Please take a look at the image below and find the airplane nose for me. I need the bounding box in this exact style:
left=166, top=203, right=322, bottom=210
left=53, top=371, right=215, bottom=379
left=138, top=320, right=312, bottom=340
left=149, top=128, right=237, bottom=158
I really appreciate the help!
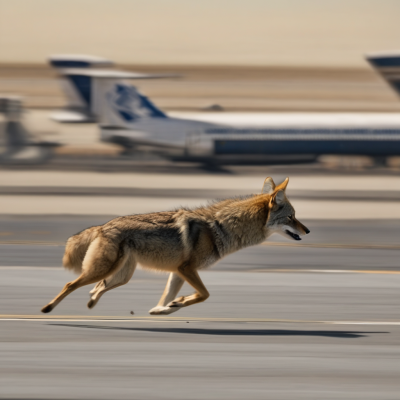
left=305, top=228, right=310, bottom=234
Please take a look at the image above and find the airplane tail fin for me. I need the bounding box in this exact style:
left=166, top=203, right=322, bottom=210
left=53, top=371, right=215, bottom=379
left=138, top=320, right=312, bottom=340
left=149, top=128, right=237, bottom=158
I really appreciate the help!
left=366, top=52, right=400, bottom=97
left=49, top=54, right=176, bottom=123
left=99, top=81, right=167, bottom=127
left=49, top=55, right=113, bottom=122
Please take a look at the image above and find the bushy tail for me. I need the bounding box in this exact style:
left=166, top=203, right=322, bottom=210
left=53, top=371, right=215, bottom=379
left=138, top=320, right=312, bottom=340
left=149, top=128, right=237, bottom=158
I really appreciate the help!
left=63, top=226, right=101, bottom=274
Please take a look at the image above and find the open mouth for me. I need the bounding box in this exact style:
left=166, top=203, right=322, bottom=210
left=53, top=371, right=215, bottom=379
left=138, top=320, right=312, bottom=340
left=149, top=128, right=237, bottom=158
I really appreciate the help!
left=285, top=229, right=301, bottom=241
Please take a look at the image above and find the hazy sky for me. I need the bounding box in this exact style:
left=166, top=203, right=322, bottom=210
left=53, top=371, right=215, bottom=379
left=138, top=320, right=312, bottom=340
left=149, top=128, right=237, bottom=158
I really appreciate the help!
left=0, top=0, right=399, bottom=66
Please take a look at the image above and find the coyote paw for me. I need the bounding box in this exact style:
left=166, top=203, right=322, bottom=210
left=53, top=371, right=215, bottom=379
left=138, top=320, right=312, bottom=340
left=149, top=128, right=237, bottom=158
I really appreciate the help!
left=87, top=299, right=96, bottom=309
left=149, top=305, right=181, bottom=315
left=41, top=304, right=53, bottom=313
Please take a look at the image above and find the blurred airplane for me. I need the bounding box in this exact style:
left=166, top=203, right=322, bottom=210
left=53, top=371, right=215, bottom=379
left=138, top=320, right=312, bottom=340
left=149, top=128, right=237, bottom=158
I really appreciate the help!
left=50, top=54, right=400, bottom=164
left=0, top=96, right=57, bottom=164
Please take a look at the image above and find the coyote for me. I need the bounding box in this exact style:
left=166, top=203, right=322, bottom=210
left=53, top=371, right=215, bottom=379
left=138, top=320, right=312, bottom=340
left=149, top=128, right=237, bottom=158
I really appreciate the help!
left=41, top=177, right=309, bottom=315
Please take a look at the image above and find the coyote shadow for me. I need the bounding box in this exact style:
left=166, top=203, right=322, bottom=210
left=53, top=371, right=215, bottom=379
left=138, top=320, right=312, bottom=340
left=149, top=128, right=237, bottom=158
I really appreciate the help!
left=51, top=323, right=387, bottom=338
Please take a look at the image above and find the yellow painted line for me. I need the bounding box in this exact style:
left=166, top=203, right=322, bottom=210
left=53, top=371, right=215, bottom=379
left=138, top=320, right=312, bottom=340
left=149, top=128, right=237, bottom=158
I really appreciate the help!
left=0, top=315, right=399, bottom=325
left=0, top=315, right=313, bottom=323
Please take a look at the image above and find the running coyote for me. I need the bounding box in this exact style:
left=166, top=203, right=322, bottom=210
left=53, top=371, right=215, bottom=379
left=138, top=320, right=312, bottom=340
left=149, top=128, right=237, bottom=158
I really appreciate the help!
left=41, top=177, right=309, bottom=315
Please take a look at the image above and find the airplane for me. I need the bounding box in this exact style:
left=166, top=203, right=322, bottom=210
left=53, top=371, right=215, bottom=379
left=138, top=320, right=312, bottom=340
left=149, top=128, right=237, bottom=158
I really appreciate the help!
left=49, top=53, right=400, bottom=164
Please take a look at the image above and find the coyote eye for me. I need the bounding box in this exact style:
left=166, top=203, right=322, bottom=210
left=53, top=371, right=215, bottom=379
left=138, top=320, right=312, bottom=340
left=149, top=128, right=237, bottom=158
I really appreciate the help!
left=288, top=215, right=293, bottom=220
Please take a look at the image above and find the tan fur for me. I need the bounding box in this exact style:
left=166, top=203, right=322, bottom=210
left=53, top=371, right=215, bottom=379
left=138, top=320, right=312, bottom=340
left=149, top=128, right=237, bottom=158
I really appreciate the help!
left=41, top=177, right=309, bottom=315
left=63, top=226, right=101, bottom=274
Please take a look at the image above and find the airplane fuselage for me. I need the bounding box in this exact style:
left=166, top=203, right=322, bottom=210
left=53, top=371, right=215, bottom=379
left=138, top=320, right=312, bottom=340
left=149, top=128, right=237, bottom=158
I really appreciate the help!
left=101, top=112, right=400, bottom=162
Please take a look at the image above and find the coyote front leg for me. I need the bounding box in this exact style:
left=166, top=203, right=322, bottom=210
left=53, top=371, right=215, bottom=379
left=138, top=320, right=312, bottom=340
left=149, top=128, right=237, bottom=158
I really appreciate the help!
left=167, top=261, right=209, bottom=309
left=149, top=272, right=184, bottom=315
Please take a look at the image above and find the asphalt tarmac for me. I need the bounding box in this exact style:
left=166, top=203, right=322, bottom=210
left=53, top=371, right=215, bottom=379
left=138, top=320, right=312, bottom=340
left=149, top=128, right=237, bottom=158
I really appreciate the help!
left=1, top=217, right=399, bottom=399
left=1, top=268, right=399, bottom=400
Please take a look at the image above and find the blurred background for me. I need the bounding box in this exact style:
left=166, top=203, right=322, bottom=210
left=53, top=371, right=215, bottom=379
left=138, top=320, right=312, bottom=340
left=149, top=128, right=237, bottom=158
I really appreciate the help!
left=1, top=1, right=400, bottom=399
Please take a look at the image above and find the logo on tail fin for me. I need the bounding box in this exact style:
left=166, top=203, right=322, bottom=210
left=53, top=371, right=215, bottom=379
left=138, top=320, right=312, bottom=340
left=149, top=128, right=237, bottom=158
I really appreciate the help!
left=108, top=84, right=166, bottom=122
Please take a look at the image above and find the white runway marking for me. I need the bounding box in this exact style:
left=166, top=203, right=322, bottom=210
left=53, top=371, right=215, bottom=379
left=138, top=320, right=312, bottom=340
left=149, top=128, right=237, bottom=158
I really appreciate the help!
left=327, top=321, right=400, bottom=325
left=251, top=268, right=400, bottom=274
left=0, top=315, right=399, bottom=325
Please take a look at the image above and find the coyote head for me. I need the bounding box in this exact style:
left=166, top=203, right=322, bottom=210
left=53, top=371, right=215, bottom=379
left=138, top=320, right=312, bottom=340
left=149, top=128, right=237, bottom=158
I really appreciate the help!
left=262, top=177, right=310, bottom=241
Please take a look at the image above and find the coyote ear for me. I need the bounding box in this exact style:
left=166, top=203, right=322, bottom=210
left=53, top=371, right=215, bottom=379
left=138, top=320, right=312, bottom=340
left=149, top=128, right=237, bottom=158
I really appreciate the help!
left=261, top=177, right=276, bottom=194
left=275, top=190, right=286, bottom=204
left=276, top=177, right=289, bottom=192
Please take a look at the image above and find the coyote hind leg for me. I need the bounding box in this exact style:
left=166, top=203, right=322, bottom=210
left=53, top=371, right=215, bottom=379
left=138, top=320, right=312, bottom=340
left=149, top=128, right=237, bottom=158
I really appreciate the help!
left=149, top=272, right=184, bottom=315
left=41, top=237, right=124, bottom=313
left=87, top=255, right=136, bottom=309
left=41, top=274, right=103, bottom=313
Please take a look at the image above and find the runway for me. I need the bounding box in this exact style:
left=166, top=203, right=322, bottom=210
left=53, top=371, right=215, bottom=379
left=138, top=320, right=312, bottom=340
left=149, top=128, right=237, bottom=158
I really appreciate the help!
left=1, top=266, right=400, bottom=399
left=1, top=267, right=399, bottom=399
left=0, top=171, right=399, bottom=399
